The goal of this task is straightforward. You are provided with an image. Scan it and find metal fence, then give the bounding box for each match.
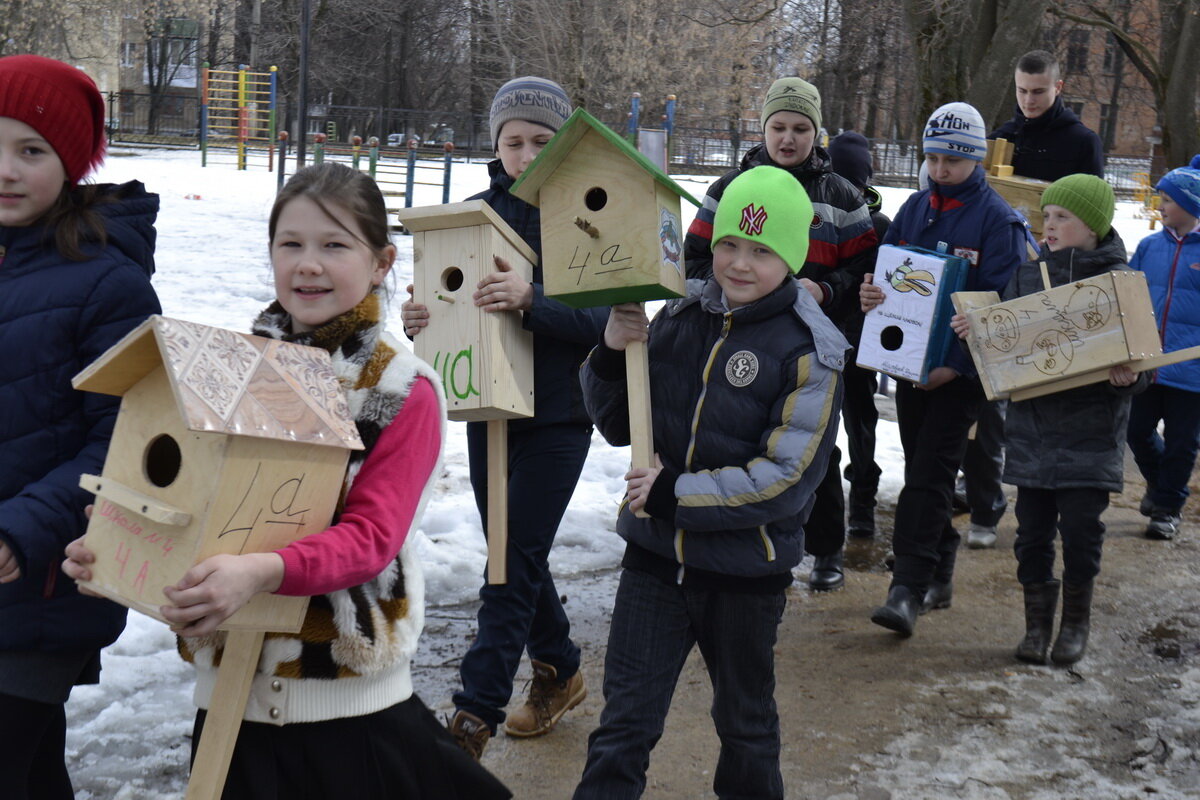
[105,92,202,145]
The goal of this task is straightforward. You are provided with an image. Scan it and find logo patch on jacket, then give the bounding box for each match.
[953,246,980,265]
[725,350,759,387]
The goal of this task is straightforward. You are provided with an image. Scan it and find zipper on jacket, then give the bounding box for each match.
[758,526,777,562]
[1158,237,1186,343]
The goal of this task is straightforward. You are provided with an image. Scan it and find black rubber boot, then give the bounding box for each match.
[1050,580,1094,665]
[918,581,953,615]
[870,585,918,637]
[808,549,845,591]
[847,486,877,538]
[1015,580,1060,664]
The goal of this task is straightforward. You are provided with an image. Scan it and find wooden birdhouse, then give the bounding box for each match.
[984,138,1051,238]
[397,200,535,422]
[509,108,699,308]
[857,245,969,383]
[71,315,363,633]
[953,270,1167,402]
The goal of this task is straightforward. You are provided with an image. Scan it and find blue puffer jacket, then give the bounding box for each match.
[1130,224,1200,392]
[884,166,1028,377]
[469,160,609,430]
[0,181,161,654]
[581,278,848,577]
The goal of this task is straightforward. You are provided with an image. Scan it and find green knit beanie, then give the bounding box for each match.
[760,77,822,133]
[1041,173,1115,239]
[711,166,814,274]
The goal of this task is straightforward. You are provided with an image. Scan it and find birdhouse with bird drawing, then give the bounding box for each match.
[71,315,363,633]
[510,108,699,308]
[397,200,536,421]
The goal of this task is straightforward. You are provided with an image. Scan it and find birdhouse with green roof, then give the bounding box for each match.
[511,108,699,308]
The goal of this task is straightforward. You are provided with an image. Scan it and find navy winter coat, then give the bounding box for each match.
[0,181,161,654]
[989,97,1105,182]
[469,160,608,430]
[1001,231,1146,491]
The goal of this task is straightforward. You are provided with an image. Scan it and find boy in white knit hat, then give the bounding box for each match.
[859,102,1029,637]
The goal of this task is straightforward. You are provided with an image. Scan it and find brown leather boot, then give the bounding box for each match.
[448,709,491,761]
[503,659,586,738]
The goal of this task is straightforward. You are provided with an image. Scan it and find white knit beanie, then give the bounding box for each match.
[923,102,987,162]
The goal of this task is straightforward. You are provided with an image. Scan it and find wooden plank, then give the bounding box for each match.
[1009,344,1200,401]
[80,474,191,527]
[951,291,1003,401]
[486,419,508,584]
[72,316,161,397]
[184,630,264,800]
[397,200,537,265]
[626,336,654,520]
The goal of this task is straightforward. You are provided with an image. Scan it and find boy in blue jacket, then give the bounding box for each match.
[573,166,847,799]
[860,102,1027,636]
[1127,156,1200,540]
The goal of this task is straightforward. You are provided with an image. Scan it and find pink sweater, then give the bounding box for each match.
[274,376,441,596]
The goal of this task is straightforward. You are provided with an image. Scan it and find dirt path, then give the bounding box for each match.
[418,453,1200,799]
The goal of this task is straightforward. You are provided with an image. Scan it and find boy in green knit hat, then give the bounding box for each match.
[573,165,849,797]
[951,173,1146,666]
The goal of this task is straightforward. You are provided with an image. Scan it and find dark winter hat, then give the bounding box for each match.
[922,102,987,162]
[1156,155,1200,220]
[711,166,814,275]
[488,76,572,150]
[828,131,874,190]
[760,78,822,134]
[0,55,106,185]
[1041,174,1115,239]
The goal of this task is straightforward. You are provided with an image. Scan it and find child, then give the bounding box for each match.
[952,174,1144,665]
[573,165,847,799]
[401,77,607,757]
[66,163,509,798]
[683,77,879,592]
[860,102,1027,637]
[1126,156,1200,541]
[0,54,160,799]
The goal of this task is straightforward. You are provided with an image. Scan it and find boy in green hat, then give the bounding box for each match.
[573,165,849,798]
[951,173,1146,666]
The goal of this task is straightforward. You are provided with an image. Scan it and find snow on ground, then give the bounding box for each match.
[61,148,1170,797]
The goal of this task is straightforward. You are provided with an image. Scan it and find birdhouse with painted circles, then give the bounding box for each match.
[70,315,363,632]
[509,108,699,308]
[397,200,536,421]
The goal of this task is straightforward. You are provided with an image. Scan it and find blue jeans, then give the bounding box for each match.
[1127,383,1200,514]
[573,568,787,800]
[454,423,590,731]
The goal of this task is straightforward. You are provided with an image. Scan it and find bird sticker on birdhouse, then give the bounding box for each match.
[510,108,699,308]
[397,199,536,422]
[71,316,363,633]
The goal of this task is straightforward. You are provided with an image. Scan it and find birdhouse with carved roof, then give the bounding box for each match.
[71,315,364,633]
[510,108,699,308]
[397,200,536,422]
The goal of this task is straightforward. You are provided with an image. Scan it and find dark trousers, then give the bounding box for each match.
[1127,383,1200,514]
[574,568,786,800]
[1013,487,1108,586]
[0,693,74,800]
[455,422,590,730]
[803,445,845,557]
[891,377,984,592]
[842,360,882,507]
[961,399,1008,527]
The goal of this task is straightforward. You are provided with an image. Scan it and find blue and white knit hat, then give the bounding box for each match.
[488,76,572,150]
[1156,154,1200,219]
[922,102,987,162]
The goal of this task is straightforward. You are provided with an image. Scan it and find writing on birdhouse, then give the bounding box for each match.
[398,200,536,422]
[72,316,363,633]
[953,270,1162,401]
[510,108,699,308]
[857,245,968,383]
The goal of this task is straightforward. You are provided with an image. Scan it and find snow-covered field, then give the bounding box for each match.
[60,147,1174,798]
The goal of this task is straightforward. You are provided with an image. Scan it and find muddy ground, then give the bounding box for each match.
[416,413,1200,799]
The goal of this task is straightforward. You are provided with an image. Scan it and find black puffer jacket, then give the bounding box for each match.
[989,97,1105,182]
[1001,230,1146,491]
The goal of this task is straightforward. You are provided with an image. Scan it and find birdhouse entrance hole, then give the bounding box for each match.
[144,434,182,487]
[584,187,608,212]
[881,326,904,351]
[441,267,464,292]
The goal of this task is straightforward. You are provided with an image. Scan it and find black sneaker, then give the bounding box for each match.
[1146,512,1180,541]
[1139,493,1154,517]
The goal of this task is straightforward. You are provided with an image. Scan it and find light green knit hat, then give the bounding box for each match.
[1041,173,1115,239]
[760,77,822,133]
[711,166,814,274]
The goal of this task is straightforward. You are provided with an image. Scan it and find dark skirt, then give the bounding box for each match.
[192,694,511,800]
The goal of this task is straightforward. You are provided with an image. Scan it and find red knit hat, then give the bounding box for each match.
[0,55,107,185]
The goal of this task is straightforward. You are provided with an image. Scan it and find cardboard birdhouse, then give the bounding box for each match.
[72,316,363,633]
[953,270,1163,401]
[857,245,969,383]
[397,200,535,421]
[984,138,1050,238]
[510,108,699,308]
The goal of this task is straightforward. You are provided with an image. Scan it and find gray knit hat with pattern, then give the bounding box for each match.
[489,76,572,150]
